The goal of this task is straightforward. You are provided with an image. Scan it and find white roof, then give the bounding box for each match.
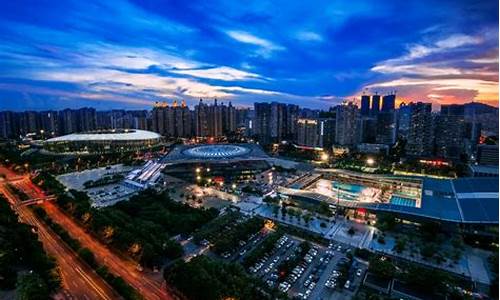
[46,129,161,142]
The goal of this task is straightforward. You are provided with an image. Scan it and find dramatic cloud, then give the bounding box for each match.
[0,0,497,110]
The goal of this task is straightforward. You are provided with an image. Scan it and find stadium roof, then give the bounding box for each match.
[46,129,161,142]
[162,143,269,163]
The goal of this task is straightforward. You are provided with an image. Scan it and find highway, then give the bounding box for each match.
[42,201,173,300]
[1,166,174,300]
[0,167,119,300]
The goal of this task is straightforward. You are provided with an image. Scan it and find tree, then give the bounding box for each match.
[78,248,97,268]
[16,273,50,300]
[369,257,395,279]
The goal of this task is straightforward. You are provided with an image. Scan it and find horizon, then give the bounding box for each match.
[0,0,498,111]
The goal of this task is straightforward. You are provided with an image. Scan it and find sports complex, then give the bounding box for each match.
[44,129,162,154]
[161,143,272,182]
[279,169,498,228]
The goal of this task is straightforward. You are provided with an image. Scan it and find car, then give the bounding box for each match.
[356,269,363,276]
[273,256,280,263]
[344,280,350,289]
[304,279,311,287]
[239,249,247,256]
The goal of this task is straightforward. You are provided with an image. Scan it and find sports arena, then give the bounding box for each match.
[161,143,272,182]
[44,129,162,154]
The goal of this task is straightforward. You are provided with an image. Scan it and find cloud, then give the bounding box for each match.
[169,66,264,81]
[225,30,285,57]
[295,31,323,42]
[366,32,498,106]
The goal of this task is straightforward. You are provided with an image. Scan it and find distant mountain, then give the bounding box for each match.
[463,102,498,115]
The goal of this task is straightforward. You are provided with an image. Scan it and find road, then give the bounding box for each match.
[42,201,173,300]
[0,167,119,300]
[1,166,174,300]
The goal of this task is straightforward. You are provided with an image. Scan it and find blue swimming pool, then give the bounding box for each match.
[390,196,417,207]
[332,182,365,193]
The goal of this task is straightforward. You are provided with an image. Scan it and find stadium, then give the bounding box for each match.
[161,143,272,182]
[44,129,162,154]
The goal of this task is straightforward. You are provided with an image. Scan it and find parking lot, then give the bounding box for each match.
[223,231,367,300]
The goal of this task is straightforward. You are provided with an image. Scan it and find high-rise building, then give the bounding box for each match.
[406,102,434,157]
[381,94,396,112]
[375,111,397,145]
[253,102,297,144]
[361,117,377,143]
[435,104,466,159]
[0,111,18,139]
[194,99,210,137]
[297,118,320,148]
[360,95,370,116]
[371,94,381,116]
[152,100,192,137]
[397,103,412,138]
[335,102,360,146]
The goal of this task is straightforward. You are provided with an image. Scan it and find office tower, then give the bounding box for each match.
[334,102,360,146]
[360,95,370,116]
[371,94,381,116]
[397,103,412,138]
[406,102,433,157]
[435,104,466,159]
[381,94,396,112]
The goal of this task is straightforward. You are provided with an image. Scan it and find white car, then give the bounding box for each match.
[344,280,350,289]
[356,269,363,276]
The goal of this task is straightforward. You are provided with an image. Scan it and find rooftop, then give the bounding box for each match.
[46,129,161,142]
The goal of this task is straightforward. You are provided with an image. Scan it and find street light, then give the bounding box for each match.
[321,153,329,161]
[195,167,201,173]
[366,158,375,166]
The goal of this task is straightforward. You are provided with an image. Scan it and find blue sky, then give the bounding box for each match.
[0,0,498,110]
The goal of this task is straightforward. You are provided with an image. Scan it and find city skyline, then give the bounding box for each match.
[0,0,498,111]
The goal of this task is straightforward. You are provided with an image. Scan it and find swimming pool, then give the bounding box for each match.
[390,196,417,207]
[332,182,365,193]
[331,181,366,201]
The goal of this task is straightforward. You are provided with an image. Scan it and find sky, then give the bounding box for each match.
[0,0,498,111]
